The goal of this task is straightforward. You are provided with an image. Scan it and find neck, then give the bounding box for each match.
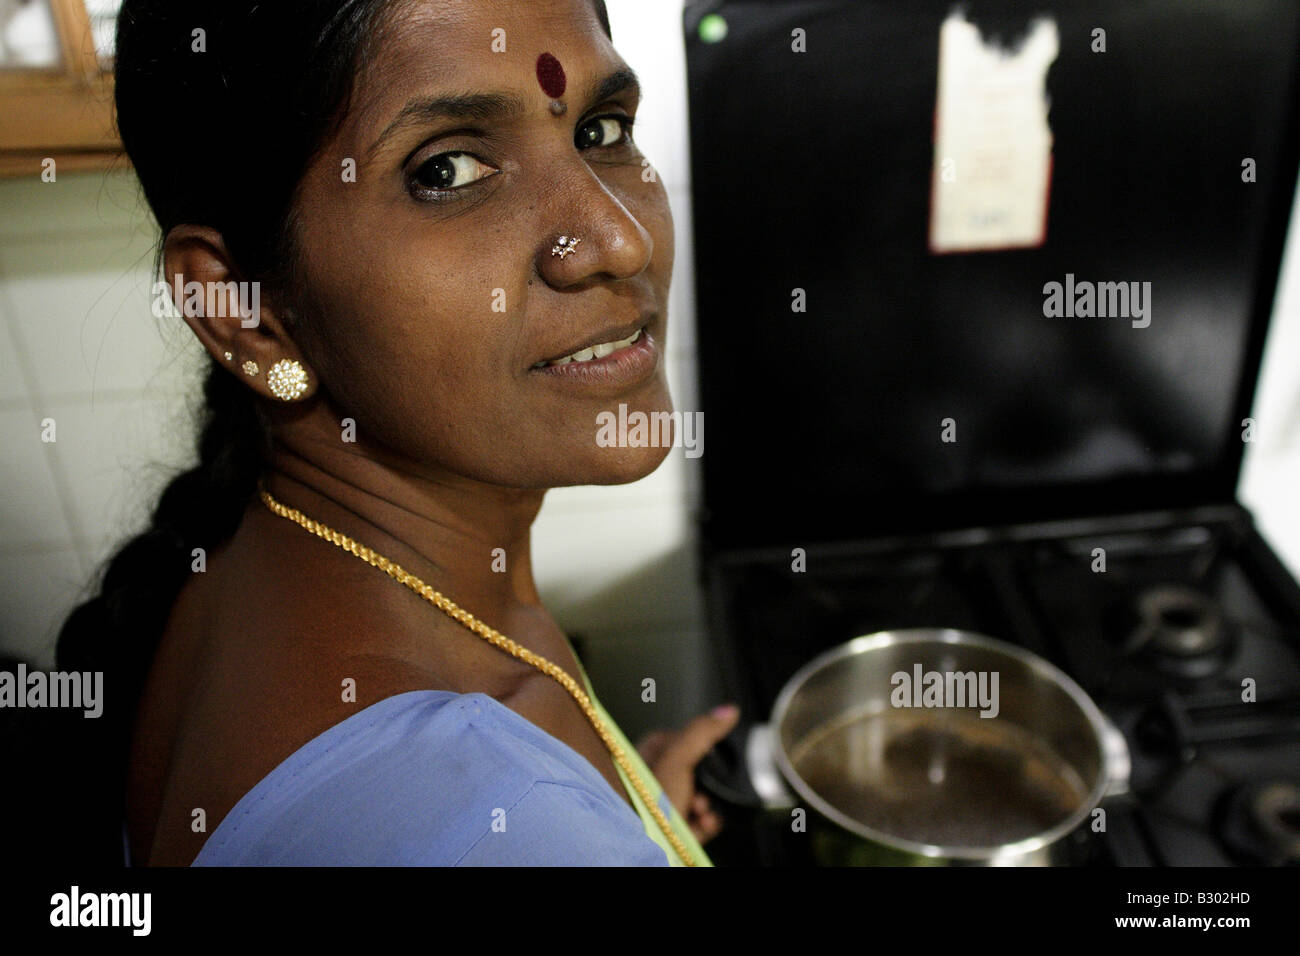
[261,418,547,628]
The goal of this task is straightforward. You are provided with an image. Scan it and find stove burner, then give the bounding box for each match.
[1127,586,1233,679]
[1218,780,1300,865]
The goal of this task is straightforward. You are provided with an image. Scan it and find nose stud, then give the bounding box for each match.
[551,235,582,259]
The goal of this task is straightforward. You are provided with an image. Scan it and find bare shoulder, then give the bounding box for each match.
[126,500,603,864]
[127,503,468,865]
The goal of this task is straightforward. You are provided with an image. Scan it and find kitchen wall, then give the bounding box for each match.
[1,0,1298,739]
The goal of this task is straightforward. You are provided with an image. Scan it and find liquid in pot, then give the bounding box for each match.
[788,706,1090,849]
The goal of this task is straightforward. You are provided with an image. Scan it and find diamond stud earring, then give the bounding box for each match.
[242,360,259,377]
[266,358,309,401]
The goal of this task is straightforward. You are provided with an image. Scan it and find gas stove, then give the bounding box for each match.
[684,0,1300,867]
[698,508,1300,865]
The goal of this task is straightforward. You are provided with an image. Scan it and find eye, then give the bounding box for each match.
[409,151,497,197]
[576,115,635,150]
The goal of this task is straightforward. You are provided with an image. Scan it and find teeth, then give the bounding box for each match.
[543,327,642,367]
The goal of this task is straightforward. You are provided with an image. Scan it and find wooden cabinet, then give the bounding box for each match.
[0,0,122,176]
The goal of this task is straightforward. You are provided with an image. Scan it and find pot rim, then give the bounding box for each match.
[769,627,1112,860]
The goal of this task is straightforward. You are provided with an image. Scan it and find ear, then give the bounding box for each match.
[161,225,318,402]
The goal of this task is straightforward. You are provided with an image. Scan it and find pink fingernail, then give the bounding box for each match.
[712,704,738,719]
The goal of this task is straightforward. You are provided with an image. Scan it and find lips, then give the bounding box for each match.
[531,327,643,368]
[529,324,659,391]
[530,317,651,369]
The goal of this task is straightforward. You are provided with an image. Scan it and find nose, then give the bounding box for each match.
[536,164,654,287]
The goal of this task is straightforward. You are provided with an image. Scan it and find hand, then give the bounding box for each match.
[635,704,741,844]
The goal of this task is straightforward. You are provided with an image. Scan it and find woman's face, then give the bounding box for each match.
[286,0,675,488]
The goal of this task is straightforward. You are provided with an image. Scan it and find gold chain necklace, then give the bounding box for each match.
[257,483,697,866]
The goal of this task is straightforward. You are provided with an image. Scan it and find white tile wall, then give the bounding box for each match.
[0,173,206,668]
[0,2,1296,731]
[610,0,693,195]
[43,393,199,562]
[0,303,29,404]
[0,235,199,399]
[0,407,75,549]
[1240,166,1300,577]
[0,547,94,668]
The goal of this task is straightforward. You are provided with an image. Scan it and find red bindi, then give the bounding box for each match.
[536,52,566,99]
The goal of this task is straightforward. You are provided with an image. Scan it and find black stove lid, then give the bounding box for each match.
[684,0,1300,550]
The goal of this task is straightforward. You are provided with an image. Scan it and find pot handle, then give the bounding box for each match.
[746,723,798,809]
[1098,711,1132,799]
[696,722,798,809]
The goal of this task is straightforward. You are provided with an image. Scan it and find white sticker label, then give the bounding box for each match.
[928,9,1060,253]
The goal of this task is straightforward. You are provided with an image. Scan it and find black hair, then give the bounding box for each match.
[54,0,613,866]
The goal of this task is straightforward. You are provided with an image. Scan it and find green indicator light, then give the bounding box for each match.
[699,14,728,44]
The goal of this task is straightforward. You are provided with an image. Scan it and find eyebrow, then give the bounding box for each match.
[366,66,642,158]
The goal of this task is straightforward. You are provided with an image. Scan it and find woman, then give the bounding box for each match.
[56,0,737,866]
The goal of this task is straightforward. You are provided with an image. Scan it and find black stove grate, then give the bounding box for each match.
[702,514,1300,866]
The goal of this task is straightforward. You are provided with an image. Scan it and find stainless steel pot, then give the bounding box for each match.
[725,629,1131,865]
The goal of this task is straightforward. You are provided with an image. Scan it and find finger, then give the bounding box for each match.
[658,705,741,773]
[691,811,724,843]
[635,729,672,765]
[688,796,719,825]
